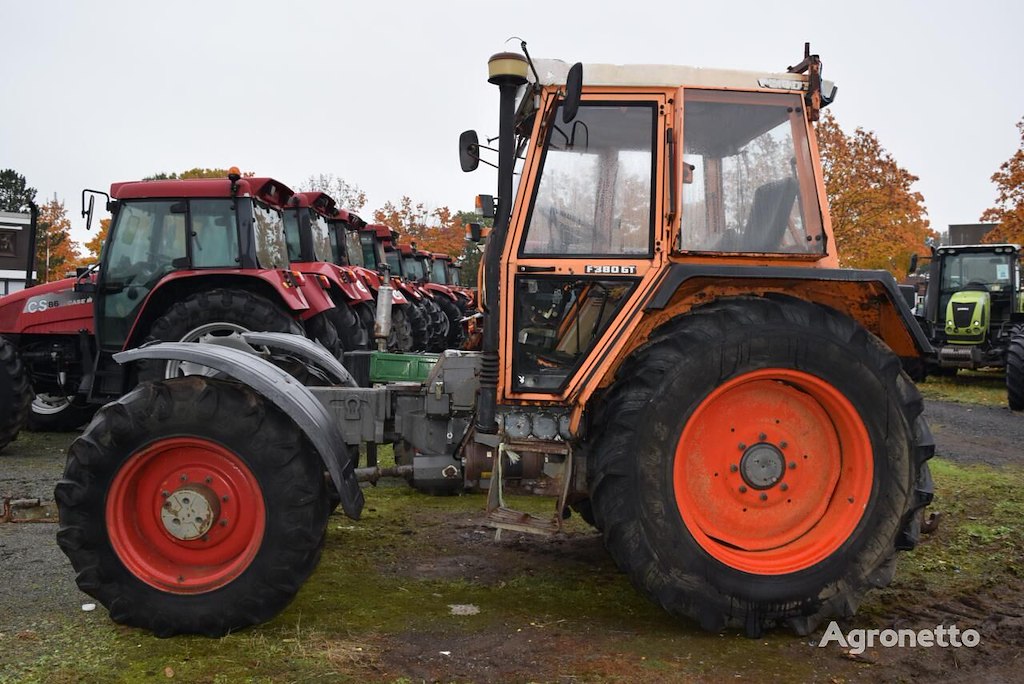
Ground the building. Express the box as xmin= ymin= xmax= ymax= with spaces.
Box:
xmin=947 ymin=223 xmax=998 ymax=245
xmin=0 ymin=210 xmax=36 ymax=295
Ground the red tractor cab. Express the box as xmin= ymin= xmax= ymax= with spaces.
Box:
xmin=281 ymin=191 xmax=375 ymax=353
xmin=0 ymin=172 xmax=339 ymax=436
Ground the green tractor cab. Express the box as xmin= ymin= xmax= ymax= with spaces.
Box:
xmin=915 ymin=243 xmax=1024 ymax=408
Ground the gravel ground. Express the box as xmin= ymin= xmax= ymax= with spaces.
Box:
xmin=0 ymin=399 xmax=1020 ymax=646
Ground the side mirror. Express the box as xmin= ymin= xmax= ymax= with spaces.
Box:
xmin=467 ymin=223 xmax=482 ymax=242
xmin=908 ymin=253 xmax=919 ymax=275
xmin=83 ymin=195 xmax=96 ymax=232
xmin=475 ymin=194 xmax=496 ymax=219
xmin=459 ymin=130 xmax=480 ymax=172
xmin=562 ymin=62 xmax=583 ymax=124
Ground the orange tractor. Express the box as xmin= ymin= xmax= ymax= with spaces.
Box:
xmin=56 ymin=44 xmax=933 ymax=638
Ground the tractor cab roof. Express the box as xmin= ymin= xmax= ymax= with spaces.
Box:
xmin=295 ymin=191 xmax=338 ymax=217
xmin=110 ymin=177 xmax=294 ymax=208
xmin=532 ymin=58 xmax=818 ymax=93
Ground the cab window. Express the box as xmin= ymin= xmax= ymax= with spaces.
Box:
xmin=522 ymin=103 xmax=655 ymax=257
xmin=190 ymin=199 xmax=238 ymax=268
xmin=253 ymin=202 xmax=288 ymax=269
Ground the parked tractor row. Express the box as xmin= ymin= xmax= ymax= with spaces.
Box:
xmin=42 ymin=43 xmax=939 ymax=640
xmin=0 ymin=174 xmax=476 ymax=452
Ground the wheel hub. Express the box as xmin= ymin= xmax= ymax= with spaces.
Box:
xmin=739 ymin=443 xmax=785 ymax=490
xmin=160 ymin=485 xmax=220 ymax=540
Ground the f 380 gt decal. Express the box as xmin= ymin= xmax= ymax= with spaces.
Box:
xmin=584 ymin=265 xmax=637 ymax=275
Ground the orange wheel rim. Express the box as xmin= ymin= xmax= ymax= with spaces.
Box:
xmin=673 ymin=369 xmax=873 ymax=575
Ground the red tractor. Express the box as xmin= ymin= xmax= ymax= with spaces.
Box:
xmin=407 ymin=247 xmax=466 ymax=349
xmin=0 ymin=171 xmax=342 ymax=444
xmin=383 ymin=239 xmax=449 ymax=351
xmin=281 ymin=191 xmax=376 ymax=353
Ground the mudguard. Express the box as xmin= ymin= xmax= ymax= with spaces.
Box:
xmin=240 ymin=331 xmax=357 ymax=387
xmin=113 ymin=343 xmax=364 ymax=520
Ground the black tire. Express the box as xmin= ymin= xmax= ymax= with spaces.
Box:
xmin=26 ymin=394 xmax=98 ymax=432
xmin=326 ymin=299 xmax=370 ymax=353
xmin=587 ymin=295 xmax=934 ymax=637
xmin=389 ymin=304 xmax=416 ymax=352
xmin=434 ymin=294 xmax=466 ymax=350
xmin=0 ymin=337 xmax=31 ymax=452
xmin=406 ymin=300 xmax=430 ymax=351
xmin=421 ymin=297 xmax=447 ymax=351
xmin=305 ymin=310 xmax=343 ymax=360
xmin=54 ymin=376 xmax=330 ymax=637
xmin=137 ymin=288 xmax=302 ymax=383
xmin=1008 ymin=324 xmax=1024 ymax=411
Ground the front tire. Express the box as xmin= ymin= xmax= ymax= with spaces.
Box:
xmin=1008 ymin=324 xmax=1024 ymax=411
xmin=0 ymin=337 xmax=31 ymax=452
xmin=137 ymin=288 xmax=302 ymax=383
xmin=55 ymin=377 xmax=330 ymax=637
xmin=26 ymin=393 xmax=98 ymax=432
xmin=588 ymin=296 xmax=933 ymax=636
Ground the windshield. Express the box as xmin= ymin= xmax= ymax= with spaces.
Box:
xmin=403 ymin=256 xmax=425 ymax=279
xmin=253 ymin=201 xmax=288 ymax=269
xmin=679 ymin=90 xmax=823 ymax=254
xmin=309 ymin=211 xmax=334 ymax=262
xmin=343 ymin=227 xmax=363 ymax=267
xmin=360 ymin=233 xmax=380 ymax=269
xmin=431 ymin=259 xmax=447 ymax=284
xmin=386 ymin=250 xmax=401 ymax=275
xmin=522 ymin=103 xmax=655 ymax=257
xmin=940 ymin=252 xmax=1014 ymax=293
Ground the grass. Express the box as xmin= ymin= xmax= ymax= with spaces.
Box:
xmin=3 ymin=456 xmax=1022 ymax=683
xmin=916 ymin=369 xmax=1008 ymax=406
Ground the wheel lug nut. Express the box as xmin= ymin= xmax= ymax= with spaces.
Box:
xmin=738 ymin=486 xmax=747 ymax=493
xmin=758 ymin=433 xmax=767 ymax=441
xmin=730 ymin=464 xmax=738 ymax=473
xmin=222 ymin=495 xmax=229 ymax=502
xmin=779 ymin=441 xmax=788 ymax=449
xmin=760 ymin=493 xmax=768 ymax=501
xmin=204 ymin=476 xmax=213 ymax=484
xmin=180 ymin=474 xmax=188 ymax=482
xmin=780 ymin=483 xmax=789 ymax=491
xmin=219 ymin=519 xmax=228 ymax=527
xmin=161 ymin=490 xmax=169 ymax=498
xmin=738 ymin=443 xmax=746 ymax=450
xmin=788 ymin=462 xmax=797 ymax=470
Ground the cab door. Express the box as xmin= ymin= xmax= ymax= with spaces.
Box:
xmin=501 ymin=92 xmax=671 ymax=402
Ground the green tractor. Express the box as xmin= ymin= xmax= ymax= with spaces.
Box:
xmin=912 ymin=243 xmax=1024 ymax=409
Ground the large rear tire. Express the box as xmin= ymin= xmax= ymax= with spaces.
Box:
xmin=0 ymin=337 xmax=31 ymax=452
xmin=434 ymin=294 xmax=466 ymax=351
xmin=55 ymin=377 xmax=330 ymax=637
xmin=1008 ymin=324 xmax=1024 ymax=411
xmin=137 ymin=288 xmax=302 ymax=383
xmin=325 ymin=300 xmax=370 ymax=353
xmin=304 ymin=310 xmax=343 ymax=360
xmin=588 ymin=296 xmax=933 ymax=636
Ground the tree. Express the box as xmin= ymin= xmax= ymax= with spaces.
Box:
xmin=816 ymin=112 xmax=935 ymax=278
xmin=980 ymin=117 xmax=1024 ymax=245
xmin=35 ymin=198 xmax=82 ymax=282
xmin=372 ymin=196 xmax=466 ymax=257
xmin=0 ymin=169 xmax=37 ymax=213
xmin=301 ymin=173 xmax=367 ymax=213
xmin=83 ymin=218 xmax=110 ymax=261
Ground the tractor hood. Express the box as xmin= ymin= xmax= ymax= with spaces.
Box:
xmin=0 ymin=277 xmax=95 ymax=335
xmin=944 ymin=290 xmax=989 ymax=345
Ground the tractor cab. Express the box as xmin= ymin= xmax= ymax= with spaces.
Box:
xmin=920 ymin=243 xmax=1023 ymax=368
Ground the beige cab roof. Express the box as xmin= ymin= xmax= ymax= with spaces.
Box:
xmin=532 ymin=58 xmax=811 ymax=92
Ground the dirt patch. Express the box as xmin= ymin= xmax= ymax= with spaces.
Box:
xmin=925 ymin=399 xmax=1024 ymax=466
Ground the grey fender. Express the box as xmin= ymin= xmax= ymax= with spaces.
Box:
xmin=240 ymin=331 xmax=358 ymax=387
xmin=114 ymin=343 xmax=364 ymax=520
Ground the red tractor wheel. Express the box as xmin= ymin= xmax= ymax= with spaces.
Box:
xmin=587 ymin=296 xmax=934 ymax=636
xmin=0 ymin=337 xmax=31 ymax=452
xmin=55 ymin=376 xmax=329 ymax=637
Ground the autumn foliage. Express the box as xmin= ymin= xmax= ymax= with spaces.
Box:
xmin=815 ymin=112 xmax=934 ymax=279
xmin=373 ymin=196 xmax=467 ymax=257
xmin=35 ymin=198 xmax=82 ymax=282
xmin=980 ymin=117 xmax=1024 ymax=245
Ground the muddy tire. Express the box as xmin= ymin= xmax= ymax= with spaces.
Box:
xmin=390 ymin=304 xmax=416 ymax=352
xmin=434 ymin=295 xmax=466 ymax=350
xmin=326 ymin=300 xmax=370 ymax=353
xmin=55 ymin=377 xmax=330 ymax=637
xmin=421 ymin=297 xmax=447 ymax=352
xmin=587 ymin=296 xmax=934 ymax=636
xmin=137 ymin=288 xmax=302 ymax=383
xmin=0 ymin=337 xmax=31 ymax=452
xmin=26 ymin=394 xmax=98 ymax=432
xmin=1008 ymin=324 xmax=1024 ymax=411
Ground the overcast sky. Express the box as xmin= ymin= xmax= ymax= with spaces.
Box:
xmin=2 ymin=0 xmax=1022 ymax=247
